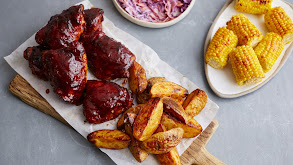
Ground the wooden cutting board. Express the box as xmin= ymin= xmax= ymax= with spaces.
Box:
xmin=9 ymin=74 xmax=225 ymax=165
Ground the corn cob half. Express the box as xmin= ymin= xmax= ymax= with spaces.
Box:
xmin=230 ymin=45 xmax=264 ymax=86
xmin=205 ymin=27 xmax=238 ymax=69
xmin=235 ymin=0 xmax=272 ymax=14
xmin=254 ymin=32 xmax=284 ymax=73
xmin=227 ymin=14 xmax=263 ymax=47
xmin=264 ymin=7 xmax=293 ymax=44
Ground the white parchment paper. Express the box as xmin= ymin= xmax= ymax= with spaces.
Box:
xmin=4 ymin=0 xmax=219 ymax=164
xmin=206 ymin=0 xmax=293 ymax=95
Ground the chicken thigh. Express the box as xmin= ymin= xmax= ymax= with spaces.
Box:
xmin=81 ymin=31 xmax=136 ymax=80
xmin=35 ymin=5 xmax=86 ymax=49
xmin=83 ymin=80 xmax=133 ymax=124
xmin=24 ymin=42 xmax=87 ymax=105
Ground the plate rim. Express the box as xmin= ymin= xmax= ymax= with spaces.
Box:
xmin=204 ymin=0 xmax=293 ymax=98
xmin=112 ymin=0 xmax=196 ymax=28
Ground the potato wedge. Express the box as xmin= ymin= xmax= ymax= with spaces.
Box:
xmin=155 ymin=123 xmax=168 ymax=133
xmin=186 ymin=117 xmax=203 ymax=138
xmin=136 ymin=91 xmax=151 ymax=104
xmin=182 ymin=89 xmax=207 ymax=117
xmin=133 ymin=97 xmax=163 ymax=141
xmin=174 ymin=97 xmax=184 ymax=105
xmin=147 ymin=77 xmax=166 ymax=87
xmin=117 ymin=104 xmax=144 ymax=130
xmin=150 ymin=81 xmax=188 ymax=101
xmin=149 ymin=78 xmax=184 ymax=105
xmin=124 ymin=113 xmax=137 ymax=129
xmin=129 ymin=61 xmax=147 ymax=94
xmin=137 ymin=77 xmax=166 ymax=104
xmin=87 ymin=130 xmax=130 ymax=149
xmin=161 ymin=113 xmax=202 ymax=138
xmin=140 ymin=127 xmax=184 ymax=154
xmin=124 ymin=113 xmax=149 ymax=162
xmin=155 ymin=124 xmax=181 ymax=165
xmin=156 ymin=147 xmax=181 ymax=165
xmin=162 ymin=97 xmax=188 ymax=123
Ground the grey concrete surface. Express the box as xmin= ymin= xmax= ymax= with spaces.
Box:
xmin=1 ymin=0 xmax=293 ymax=164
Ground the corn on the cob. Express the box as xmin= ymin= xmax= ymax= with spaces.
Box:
xmin=254 ymin=32 xmax=284 ymax=73
xmin=227 ymin=14 xmax=263 ymax=47
xmin=205 ymin=27 xmax=238 ymax=69
xmin=235 ymin=0 xmax=272 ymax=14
xmin=264 ymin=7 xmax=293 ymax=44
xmin=230 ymin=45 xmax=264 ymax=86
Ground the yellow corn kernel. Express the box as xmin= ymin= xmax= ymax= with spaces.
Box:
xmin=235 ymin=0 xmax=272 ymax=14
xmin=227 ymin=14 xmax=263 ymax=47
xmin=254 ymin=32 xmax=284 ymax=73
xmin=230 ymin=45 xmax=264 ymax=86
xmin=205 ymin=27 xmax=238 ymax=69
xmin=265 ymin=7 xmax=293 ymax=44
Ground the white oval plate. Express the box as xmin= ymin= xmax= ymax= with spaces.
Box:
xmin=204 ymin=0 xmax=293 ymax=98
xmin=112 ymin=0 xmax=196 ymax=28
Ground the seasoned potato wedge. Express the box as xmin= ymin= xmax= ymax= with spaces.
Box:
xmin=174 ymin=97 xmax=184 ymax=105
xmin=186 ymin=117 xmax=203 ymax=138
xmin=162 ymin=97 xmax=188 ymax=123
xmin=182 ymin=89 xmax=207 ymax=117
xmin=133 ymin=97 xmax=163 ymax=141
xmin=136 ymin=91 xmax=151 ymax=104
xmin=147 ymin=77 xmax=166 ymax=87
xmin=137 ymin=77 xmax=166 ymax=104
xmin=155 ymin=123 xmax=168 ymax=133
xmin=117 ymin=104 xmax=144 ymax=130
xmin=140 ymin=127 xmax=184 ymax=154
xmin=129 ymin=61 xmax=147 ymax=94
xmin=124 ymin=113 xmax=137 ymax=129
xmin=156 ymin=147 xmax=181 ymax=165
xmin=87 ymin=130 xmax=130 ymax=149
xmin=161 ymin=113 xmax=202 ymax=138
xmin=150 ymin=81 xmax=188 ymax=101
xmin=154 ymin=124 xmax=181 ymax=165
xmin=124 ymin=113 xmax=149 ymax=162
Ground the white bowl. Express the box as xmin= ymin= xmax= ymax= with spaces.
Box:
xmin=112 ymin=0 xmax=196 ymax=28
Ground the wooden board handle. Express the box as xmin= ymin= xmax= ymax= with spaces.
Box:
xmin=9 ymin=74 xmax=70 ymax=126
xmin=9 ymin=74 xmax=225 ymax=165
xmin=181 ymin=120 xmax=225 ymax=165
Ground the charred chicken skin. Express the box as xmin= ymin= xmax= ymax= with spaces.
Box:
xmin=24 ymin=42 xmax=88 ymax=105
xmin=35 ymin=5 xmax=86 ymax=49
xmin=81 ymin=31 xmax=136 ymax=80
xmin=83 ymin=8 xmax=104 ymax=34
xmin=83 ymin=80 xmax=133 ymax=124
xmin=24 ymin=46 xmax=49 ymax=81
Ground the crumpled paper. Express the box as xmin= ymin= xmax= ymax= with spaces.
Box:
xmin=4 ymin=0 xmax=219 ymax=164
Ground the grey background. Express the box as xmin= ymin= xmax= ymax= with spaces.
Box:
xmin=1 ymin=0 xmax=293 ymax=164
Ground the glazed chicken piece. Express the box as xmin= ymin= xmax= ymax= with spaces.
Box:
xmin=83 ymin=8 xmax=104 ymax=34
xmin=24 ymin=42 xmax=88 ymax=105
xmin=24 ymin=45 xmax=49 ymax=81
xmin=43 ymin=42 xmax=88 ymax=104
xmin=81 ymin=31 xmax=136 ymax=80
xmin=83 ymin=80 xmax=133 ymax=124
xmin=35 ymin=5 xmax=86 ymax=49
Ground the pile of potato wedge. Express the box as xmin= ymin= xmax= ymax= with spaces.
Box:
xmin=87 ymin=61 xmax=208 ymax=164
